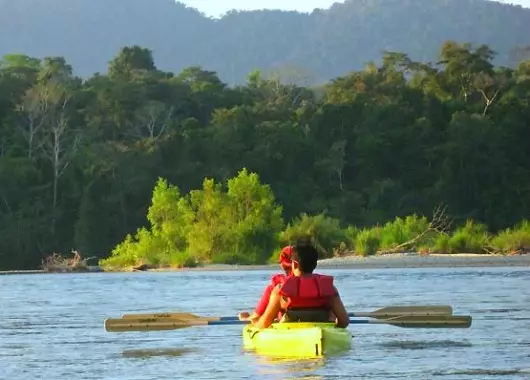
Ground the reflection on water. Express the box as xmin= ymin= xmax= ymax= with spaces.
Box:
xmin=432 ymin=368 xmax=530 ymax=376
xmin=253 ymin=355 xmax=326 ymax=378
xmin=380 ymin=340 xmax=473 ymax=350
xmin=121 ymin=347 xmax=198 ymax=358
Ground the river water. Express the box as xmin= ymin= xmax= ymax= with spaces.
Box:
xmin=1 ymin=266 xmax=529 ymax=379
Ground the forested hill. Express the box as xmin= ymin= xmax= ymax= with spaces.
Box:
xmin=1 ymin=39 xmax=530 ymax=270
xmin=1 ymin=0 xmax=530 ymax=83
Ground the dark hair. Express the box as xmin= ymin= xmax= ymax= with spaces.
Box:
xmin=292 ymin=237 xmax=319 ymax=273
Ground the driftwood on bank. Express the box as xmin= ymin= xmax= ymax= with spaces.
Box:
xmin=41 ymin=250 xmax=97 ymax=272
xmin=133 ymin=263 xmax=158 ymax=271
xmin=376 ymin=205 xmax=453 ymax=255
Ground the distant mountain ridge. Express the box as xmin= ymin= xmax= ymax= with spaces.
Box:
xmin=1 ymin=0 xmax=529 ymax=83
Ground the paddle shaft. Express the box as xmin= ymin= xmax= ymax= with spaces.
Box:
xmin=120 ymin=305 xmax=453 ymax=321
xmin=144 ymin=318 xmax=469 ymax=327
xmin=105 ymin=315 xmax=472 ymax=332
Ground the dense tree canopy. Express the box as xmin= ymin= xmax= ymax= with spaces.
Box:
xmin=1 ymin=41 xmax=530 ymax=270
xmin=1 ymin=0 xmax=530 ymax=83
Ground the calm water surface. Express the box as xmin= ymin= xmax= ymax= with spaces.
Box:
xmin=1 ymin=267 xmax=529 ymax=379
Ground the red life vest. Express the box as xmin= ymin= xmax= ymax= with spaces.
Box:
xmin=270 ymin=273 xmax=288 ymax=286
xmin=278 ymin=274 xmax=337 ymax=310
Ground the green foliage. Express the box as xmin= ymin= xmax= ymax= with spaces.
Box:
xmin=108 ymin=46 xmax=157 ymax=79
xmin=344 ymin=226 xmax=360 ymax=250
xmin=490 ymin=221 xmax=530 ymax=255
xmin=2 ymin=38 xmax=530 ymax=269
xmin=378 ymin=215 xmax=432 ymax=250
xmin=354 ymin=228 xmax=381 ymax=256
xmin=446 ymin=220 xmax=491 ymax=254
xmin=99 ymin=232 xmax=147 ymax=269
xmin=211 ymin=251 xmax=255 ymax=265
xmin=433 ymin=234 xmax=451 ymax=254
xmin=225 ymin=168 xmax=285 ymax=260
xmin=100 ymin=168 xmax=283 ymax=268
xmin=280 ymin=213 xmax=346 ymax=259
xmin=167 ymin=251 xmax=199 ymax=268
xmin=186 ymin=178 xmax=228 ymax=261
xmin=349 ymin=215 xmax=435 ymax=256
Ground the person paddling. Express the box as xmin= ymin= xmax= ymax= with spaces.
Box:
xmin=251 ymin=238 xmax=349 ymax=329
xmin=238 ymin=246 xmax=294 ymax=323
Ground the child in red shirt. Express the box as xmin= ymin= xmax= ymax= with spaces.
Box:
xmin=238 ymin=246 xmax=293 ymax=322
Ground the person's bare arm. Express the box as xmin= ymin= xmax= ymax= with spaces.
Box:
xmin=239 ymin=283 xmax=275 ymax=321
xmin=253 ymin=287 xmax=282 ymax=329
xmin=329 ymin=292 xmax=349 ymax=328
xmin=238 ymin=311 xmax=260 ymax=322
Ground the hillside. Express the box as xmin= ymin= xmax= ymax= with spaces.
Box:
xmin=0 ymin=0 xmax=529 ymax=83
xmin=1 ymin=35 xmax=530 ymax=268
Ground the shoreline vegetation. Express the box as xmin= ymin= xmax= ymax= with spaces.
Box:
xmin=93 ymin=170 xmax=530 ymax=272
xmin=2 ymin=40 xmax=530 ymax=271
xmin=30 ymin=169 xmax=530 ymax=274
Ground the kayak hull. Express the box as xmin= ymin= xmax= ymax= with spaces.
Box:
xmin=242 ymin=322 xmax=352 ymax=358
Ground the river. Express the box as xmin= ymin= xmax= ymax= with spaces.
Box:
xmin=1 ymin=266 xmax=529 ymax=379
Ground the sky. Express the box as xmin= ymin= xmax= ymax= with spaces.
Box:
xmin=180 ymin=0 xmax=342 ymax=17
xmin=181 ymin=0 xmax=530 ymax=17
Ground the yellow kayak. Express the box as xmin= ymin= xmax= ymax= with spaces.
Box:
xmin=242 ymin=322 xmax=352 ymax=358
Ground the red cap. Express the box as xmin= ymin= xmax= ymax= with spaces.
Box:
xmin=279 ymin=246 xmax=293 ymax=268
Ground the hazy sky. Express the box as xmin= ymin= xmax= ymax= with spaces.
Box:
xmin=181 ymin=0 xmax=530 ymax=17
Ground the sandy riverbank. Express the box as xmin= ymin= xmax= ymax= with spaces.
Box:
xmin=1 ymin=253 xmax=529 ymax=275
xmin=154 ymin=252 xmax=530 ymax=272
xmin=316 ymin=252 xmax=530 ymax=269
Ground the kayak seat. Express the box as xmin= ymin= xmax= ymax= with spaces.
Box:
xmin=281 ymin=308 xmax=331 ymax=323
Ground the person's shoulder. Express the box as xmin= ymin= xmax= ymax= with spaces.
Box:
xmin=262 ymin=283 xmax=275 ymax=293
xmin=313 ymin=272 xmax=333 ymax=278
xmin=271 ymin=283 xmax=282 ymax=294
xmin=270 ymin=273 xmax=287 ymax=284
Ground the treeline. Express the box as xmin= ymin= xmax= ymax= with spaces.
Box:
xmin=1 ymin=41 xmax=530 ymax=270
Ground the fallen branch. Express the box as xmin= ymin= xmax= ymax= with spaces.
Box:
xmin=42 ymin=249 xmax=91 ymax=272
xmin=377 ymin=204 xmax=453 ymax=255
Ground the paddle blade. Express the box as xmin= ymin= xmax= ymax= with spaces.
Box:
xmin=120 ymin=312 xmax=215 ymax=320
xmin=104 ymin=317 xmax=204 ymax=332
xmin=382 ymin=315 xmax=472 ymax=328
xmin=366 ymin=305 xmax=453 ymax=318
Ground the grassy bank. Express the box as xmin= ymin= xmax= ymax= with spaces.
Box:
xmin=96 ymin=217 xmax=530 ymax=271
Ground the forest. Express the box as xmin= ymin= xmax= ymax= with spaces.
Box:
xmin=1 ymin=0 xmax=530 ymax=83
xmin=1 ymin=41 xmax=530 ymax=270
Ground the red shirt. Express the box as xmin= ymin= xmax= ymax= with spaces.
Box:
xmin=254 ymin=283 xmax=275 ymax=315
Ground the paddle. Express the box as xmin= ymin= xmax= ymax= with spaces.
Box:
xmin=120 ymin=305 xmax=453 ymax=321
xmin=104 ymin=315 xmax=472 ymax=333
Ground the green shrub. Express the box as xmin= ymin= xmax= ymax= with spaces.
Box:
xmin=354 ymin=228 xmax=381 ymax=256
xmin=211 ymin=251 xmax=256 ymax=265
xmin=279 ymin=212 xmax=346 ymax=258
xmin=447 ymin=220 xmax=490 ymax=254
xmin=379 ymin=214 xmax=432 ymax=251
xmin=344 ymin=225 xmax=360 ymax=251
xmin=163 ymin=251 xmax=198 ymax=268
xmin=100 ymin=168 xmax=284 ymax=269
xmin=433 ymin=234 xmax=450 ymax=253
xmin=490 ymin=220 xmax=530 ymax=254
xmin=99 ymin=228 xmax=165 ymax=269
